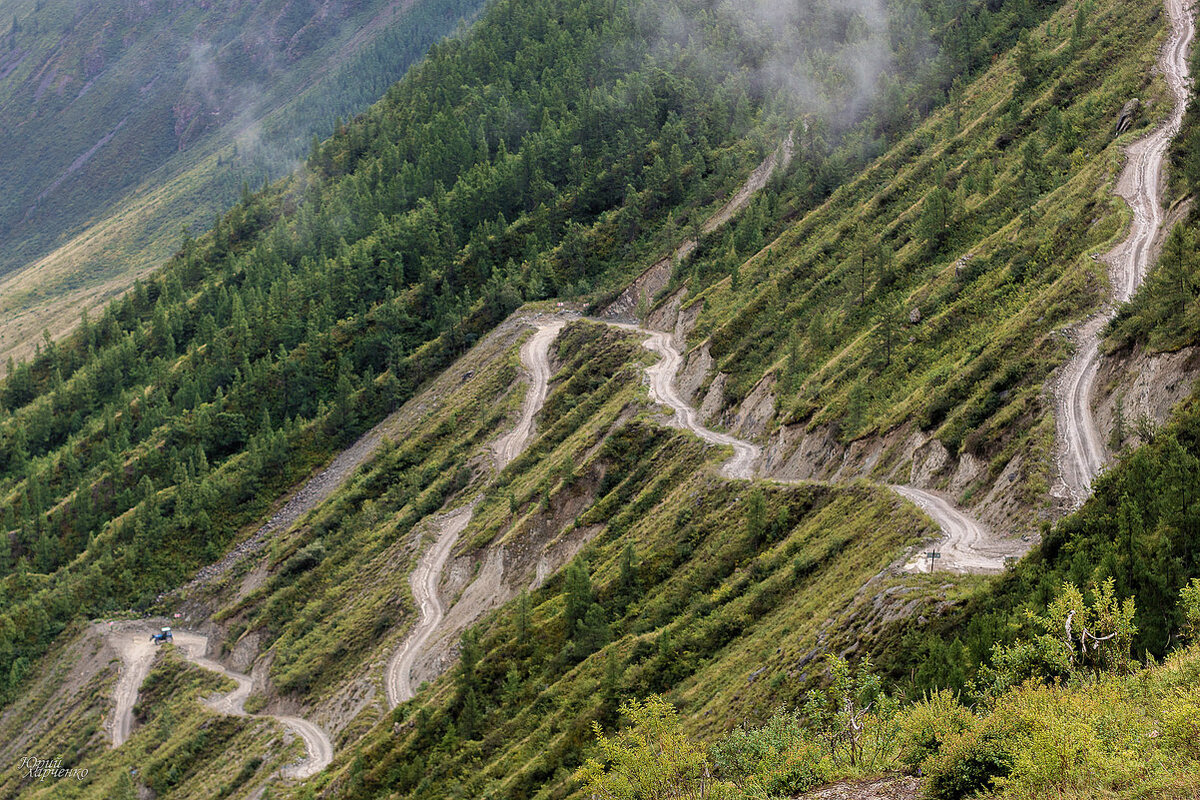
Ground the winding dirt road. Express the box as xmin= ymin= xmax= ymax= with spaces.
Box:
xmin=172 ymin=632 xmax=333 ymax=781
xmin=385 ymin=503 xmax=476 ymax=706
xmin=891 ymin=486 xmax=1014 ymax=572
xmin=493 ymin=321 xmax=568 ymax=469
xmin=608 ymin=323 xmax=761 ymax=479
xmin=106 ymin=627 xmax=333 ymax=780
xmin=1057 ymin=0 xmax=1194 ymax=507
xmin=109 ymin=631 xmax=155 ymax=747
xmin=386 ymin=319 xmax=565 ymax=707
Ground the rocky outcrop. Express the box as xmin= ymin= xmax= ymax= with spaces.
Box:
xmin=599 ymin=254 xmax=677 ymax=321
xmin=1116 ymin=98 xmax=1141 ymax=134
xmin=732 ymin=374 xmax=777 ymax=439
xmin=1095 ymin=344 xmax=1200 ymax=451
xmin=678 ymin=341 xmax=714 ymax=404
xmin=699 ymin=373 xmax=728 ymax=423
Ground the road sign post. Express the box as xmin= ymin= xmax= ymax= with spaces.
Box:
xmin=925 ymin=550 xmax=941 ymax=573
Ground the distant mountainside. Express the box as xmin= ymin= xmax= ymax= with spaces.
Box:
xmin=0 ymin=0 xmax=480 ymax=362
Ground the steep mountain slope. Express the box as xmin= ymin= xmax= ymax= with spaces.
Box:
xmin=1055 ymin=0 xmax=1195 ymax=508
xmin=0 ymin=0 xmax=1027 ymax=708
xmin=650 ymin=0 xmax=1171 ymax=541
xmin=0 ymin=0 xmax=1192 ymax=797
xmin=0 ymin=0 xmax=481 ymax=363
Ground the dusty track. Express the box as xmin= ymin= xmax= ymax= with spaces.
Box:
xmin=385 ymin=503 xmax=476 ymax=706
xmin=172 ymin=632 xmax=333 ymax=781
xmin=109 ymin=631 xmax=155 ymax=747
xmin=602 ymin=321 xmax=761 ymax=479
xmin=891 ymin=486 xmax=1015 ymax=572
xmin=600 ymin=135 xmax=795 ymax=319
xmin=1056 ymin=0 xmax=1195 ymax=507
xmin=673 ymin=134 xmax=797 ymax=266
xmin=493 ymin=321 xmax=568 ymax=468
xmin=703 ymin=133 xmax=795 ymax=235
xmin=385 ymin=319 xmax=564 ymax=707
xmin=106 ymin=627 xmax=333 ymax=780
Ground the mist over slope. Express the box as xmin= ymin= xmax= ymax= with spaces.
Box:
xmin=0 ymin=0 xmax=480 ymax=362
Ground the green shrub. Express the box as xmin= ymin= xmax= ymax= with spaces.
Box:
xmin=1156 ymin=687 xmax=1200 ymax=764
xmin=1180 ymin=578 xmax=1200 ymax=640
xmin=577 ymin=697 xmax=732 ymax=800
xmin=895 ymin=689 xmax=975 ymax=773
xmin=989 ymin=682 xmax=1151 ymax=797
xmin=711 ymin=710 xmax=831 ymax=795
xmin=756 ymin=741 xmax=831 ymax=796
xmin=282 ymin=540 xmax=327 ymax=576
xmin=923 ymin=722 xmax=1011 ymax=800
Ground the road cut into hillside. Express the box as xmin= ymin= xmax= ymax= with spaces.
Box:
xmin=891 ymin=486 xmax=1020 ymax=573
xmin=106 ymin=626 xmax=333 ymax=781
xmin=386 ymin=503 xmax=477 ymax=706
xmin=386 ymin=317 xmax=566 ymax=707
xmin=1056 ymin=0 xmax=1195 ymax=507
xmin=108 ymin=629 xmax=156 ymax=747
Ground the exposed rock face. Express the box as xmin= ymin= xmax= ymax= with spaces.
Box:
xmin=678 ymin=341 xmax=714 ymax=405
xmin=598 ymin=254 xmax=676 ymax=321
xmin=1116 ymin=98 xmax=1141 ymax=134
xmin=1095 ymin=344 xmax=1200 ymax=451
xmin=760 ymin=423 xmax=843 ymax=480
xmin=732 ymin=374 xmax=777 ymax=439
xmin=646 ymin=286 xmax=687 ymax=335
xmin=910 ymin=438 xmax=952 ymax=486
xmin=699 ymin=373 xmax=728 ymax=423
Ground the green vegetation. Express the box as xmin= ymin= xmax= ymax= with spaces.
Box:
xmin=668 ymin=0 xmax=1166 ymax=515
xmin=0 ymin=0 xmax=783 ymax=702
xmin=580 ymin=584 xmax=1200 ymax=800
xmin=321 ymin=472 xmax=929 ymax=800
xmin=1108 ymin=221 xmax=1200 ymax=350
xmin=189 ymin=313 xmax=931 ymax=799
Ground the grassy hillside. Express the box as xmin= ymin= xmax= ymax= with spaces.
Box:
xmin=663 ymin=0 xmax=1167 ymax=527
xmin=0 ymin=0 xmax=482 ymax=363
